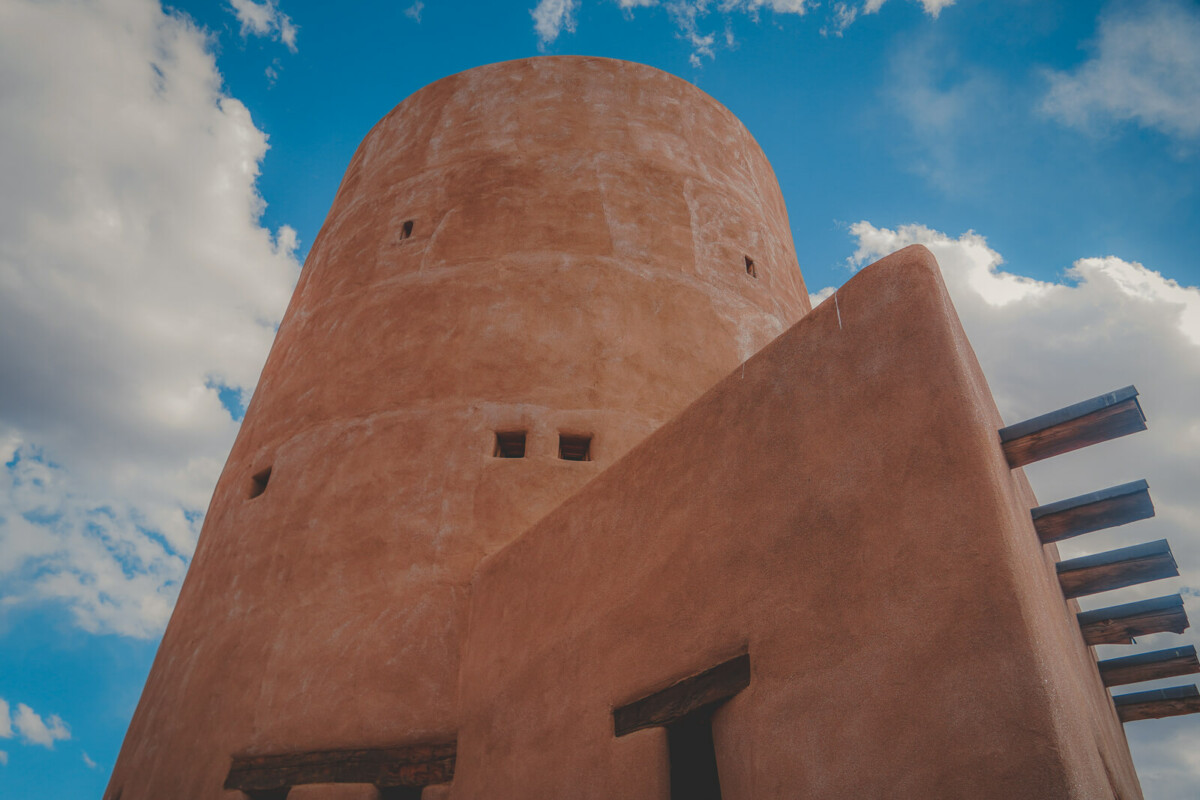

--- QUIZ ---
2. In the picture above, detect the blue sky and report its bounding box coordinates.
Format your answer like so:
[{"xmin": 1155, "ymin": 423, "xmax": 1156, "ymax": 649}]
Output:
[{"xmin": 1, "ymin": 0, "xmax": 1199, "ymax": 797}]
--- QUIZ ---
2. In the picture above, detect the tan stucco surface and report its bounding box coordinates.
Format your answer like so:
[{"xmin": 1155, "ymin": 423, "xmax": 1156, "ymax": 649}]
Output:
[{"xmin": 107, "ymin": 56, "xmax": 809, "ymax": 798}]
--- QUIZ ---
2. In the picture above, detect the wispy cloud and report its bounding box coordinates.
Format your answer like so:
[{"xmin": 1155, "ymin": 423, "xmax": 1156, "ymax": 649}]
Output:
[
  {"xmin": 666, "ymin": 2, "xmax": 719, "ymax": 66},
  {"xmin": 229, "ymin": 0, "xmax": 298, "ymax": 52},
  {"xmin": 83, "ymin": 751, "xmax": 97, "ymax": 768},
  {"xmin": 0, "ymin": 0, "xmax": 300, "ymax": 637},
  {"xmin": 536, "ymin": 1, "xmax": 952, "ymax": 61},
  {"xmin": 1043, "ymin": 0, "xmax": 1200, "ymax": 140},
  {"xmin": 827, "ymin": 0, "xmax": 953, "ymax": 35},
  {"xmin": 531, "ymin": 0, "xmax": 580, "ymax": 46},
  {"xmin": 405, "ymin": 1, "xmax": 425, "ymax": 22},
  {"xmin": 880, "ymin": 34, "xmax": 1012, "ymax": 194}
]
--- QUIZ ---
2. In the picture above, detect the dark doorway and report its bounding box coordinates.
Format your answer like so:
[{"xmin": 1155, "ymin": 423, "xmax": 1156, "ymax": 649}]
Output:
[
  {"xmin": 378, "ymin": 787, "xmax": 423, "ymax": 800},
  {"xmin": 245, "ymin": 790, "xmax": 289, "ymax": 800},
  {"xmin": 667, "ymin": 710, "xmax": 722, "ymax": 800}
]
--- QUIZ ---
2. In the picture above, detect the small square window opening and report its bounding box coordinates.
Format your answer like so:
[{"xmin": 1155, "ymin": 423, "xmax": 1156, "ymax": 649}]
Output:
[
  {"xmin": 494, "ymin": 431, "xmax": 527, "ymax": 458},
  {"xmin": 400, "ymin": 220, "xmax": 415, "ymax": 240},
  {"xmin": 559, "ymin": 434, "xmax": 592, "ymax": 461},
  {"xmin": 248, "ymin": 467, "xmax": 272, "ymax": 499}
]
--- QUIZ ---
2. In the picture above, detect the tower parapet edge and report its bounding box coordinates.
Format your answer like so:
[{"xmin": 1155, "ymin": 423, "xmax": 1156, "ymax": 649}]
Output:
[{"xmin": 106, "ymin": 56, "xmax": 809, "ymax": 799}]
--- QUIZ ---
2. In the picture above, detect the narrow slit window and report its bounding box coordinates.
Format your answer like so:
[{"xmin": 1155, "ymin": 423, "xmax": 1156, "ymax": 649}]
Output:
[
  {"xmin": 400, "ymin": 220, "xmax": 414, "ymax": 240},
  {"xmin": 668, "ymin": 712, "xmax": 723, "ymax": 800},
  {"xmin": 248, "ymin": 467, "xmax": 272, "ymax": 499},
  {"xmin": 558, "ymin": 434, "xmax": 591, "ymax": 461},
  {"xmin": 744, "ymin": 256, "xmax": 757, "ymax": 278},
  {"xmin": 494, "ymin": 431, "xmax": 526, "ymax": 458}
]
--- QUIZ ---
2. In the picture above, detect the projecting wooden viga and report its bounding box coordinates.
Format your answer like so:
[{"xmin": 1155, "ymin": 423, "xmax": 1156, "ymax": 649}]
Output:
[{"xmin": 1001, "ymin": 386, "xmax": 1199, "ymax": 723}]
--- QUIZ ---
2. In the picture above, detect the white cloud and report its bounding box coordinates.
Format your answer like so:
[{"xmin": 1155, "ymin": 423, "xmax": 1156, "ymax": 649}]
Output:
[
  {"xmin": 0, "ymin": 698, "xmax": 11, "ymax": 739},
  {"xmin": 825, "ymin": 0, "xmax": 953, "ymax": 35},
  {"xmin": 83, "ymin": 751, "xmax": 97, "ymax": 768},
  {"xmin": 10, "ymin": 702, "xmax": 70, "ymax": 748},
  {"xmin": 530, "ymin": 0, "xmax": 816, "ymax": 60},
  {"xmin": 721, "ymin": 0, "xmax": 812, "ymax": 13},
  {"xmin": 834, "ymin": 221, "xmax": 1200, "ymax": 796},
  {"xmin": 405, "ymin": 1, "xmax": 424, "ymax": 22},
  {"xmin": 0, "ymin": 750, "xmax": 6, "ymax": 765},
  {"xmin": 1043, "ymin": 0, "xmax": 1200, "ymax": 140},
  {"xmin": 848, "ymin": 222, "xmax": 1050, "ymax": 306},
  {"xmin": 666, "ymin": 2, "xmax": 718, "ymax": 65},
  {"xmin": 229, "ymin": 0, "xmax": 298, "ymax": 52},
  {"xmin": 862, "ymin": 0, "xmax": 953, "ymax": 16},
  {"xmin": 880, "ymin": 32, "xmax": 1011, "ymax": 194},
  {"xmin": 531, "ymin": 0, "xmax": 580, "ymax": 45},
  {"xmin": 592, "ymin": 0, "xmax": 948, "ymax": 61},
  {"xmin": 823, "ymin": 3, "xmax": 858, "ymax": 36},
  {"xmin": 0, "ymin": 0, "xmax": 300, "ymax": 637}
]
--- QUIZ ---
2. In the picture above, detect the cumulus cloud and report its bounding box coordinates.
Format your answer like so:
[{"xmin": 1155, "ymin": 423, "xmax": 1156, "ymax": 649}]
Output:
[
  {"xmin": 1, "ymin": 698, "xmax": 70, "ymax": 749},
  {"xmin": 0, "ymin": 0, "xmax": 300, "ymax": 637},
  {"xmin": 1043, "ymin": 0, "xmax": 1200, "ymax": 140},
  {"xmin": 532, "ymin": 0, "xmax": 580, "ymax": 45},
  {"xmin": 229, "ymin": 0, "xmax": 298, "ymax": 52},
  {"xmin": 833, "ymin": 221, "xmax": 1200, "ymax": 796},
  {"xmin": 11, "ymin": 703, "xmax": 70, "ymax": 748}
]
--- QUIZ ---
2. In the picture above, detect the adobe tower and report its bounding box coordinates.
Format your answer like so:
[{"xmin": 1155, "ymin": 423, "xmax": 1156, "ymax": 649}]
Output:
[
  {"xmin": 108, "ymin": 57, "xmax": 810, "ymax": 797},
  {"xmin": 110, "ymin": 57, "xmax": 1197, "ymax": 800}
]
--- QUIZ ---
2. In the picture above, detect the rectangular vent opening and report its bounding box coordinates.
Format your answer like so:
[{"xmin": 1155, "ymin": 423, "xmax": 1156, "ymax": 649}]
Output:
[
  {"xmin": 400, "ymin": 220, "xmax": 414, "ymax": 240},
  {"xmin": 558, "ymin": 433, "xmax": 592, "ymax": 461},
  {"xmin": 744, "ymin": 256, "xmax": 757, "ymax": 278},
  {"xmin": 249, "ymin": 466, "xmax": 272, "ymax": 499},
  {"xmin": 494, "ymin": 431, "xmax": 526, "ymax": 458}
]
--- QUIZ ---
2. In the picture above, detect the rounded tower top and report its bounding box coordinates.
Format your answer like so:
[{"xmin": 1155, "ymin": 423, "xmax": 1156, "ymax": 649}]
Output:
[{"xmin": 251, "ymin": 55, "xmax": 809, "ymax": 450}]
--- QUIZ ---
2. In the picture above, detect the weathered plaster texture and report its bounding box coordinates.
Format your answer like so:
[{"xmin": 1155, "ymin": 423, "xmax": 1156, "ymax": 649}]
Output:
[{"xmin": 107, "ymin": 57, "xmax": 809, "ymax": 798}]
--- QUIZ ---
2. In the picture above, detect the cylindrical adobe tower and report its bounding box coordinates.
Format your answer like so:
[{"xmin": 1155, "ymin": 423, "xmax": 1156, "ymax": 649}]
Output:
[{"xmin": 108, "ymin": 56, "xmax": 810, "ymax": 798}]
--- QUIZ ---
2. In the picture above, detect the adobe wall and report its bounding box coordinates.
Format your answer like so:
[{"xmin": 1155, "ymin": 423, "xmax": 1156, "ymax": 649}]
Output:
[
  {"xmin": 106, "ymin": 57, "xmax": 810, "ymax": 799},
  {"xmin": 455, "ymin": 246, "xmax": 1141, "ymax": 798}
]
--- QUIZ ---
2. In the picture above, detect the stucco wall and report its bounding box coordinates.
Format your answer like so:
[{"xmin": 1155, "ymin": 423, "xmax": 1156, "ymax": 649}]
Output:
[{"xmin": 455, "ymin": 246, "xmax": 1140, "ymax": 799}]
